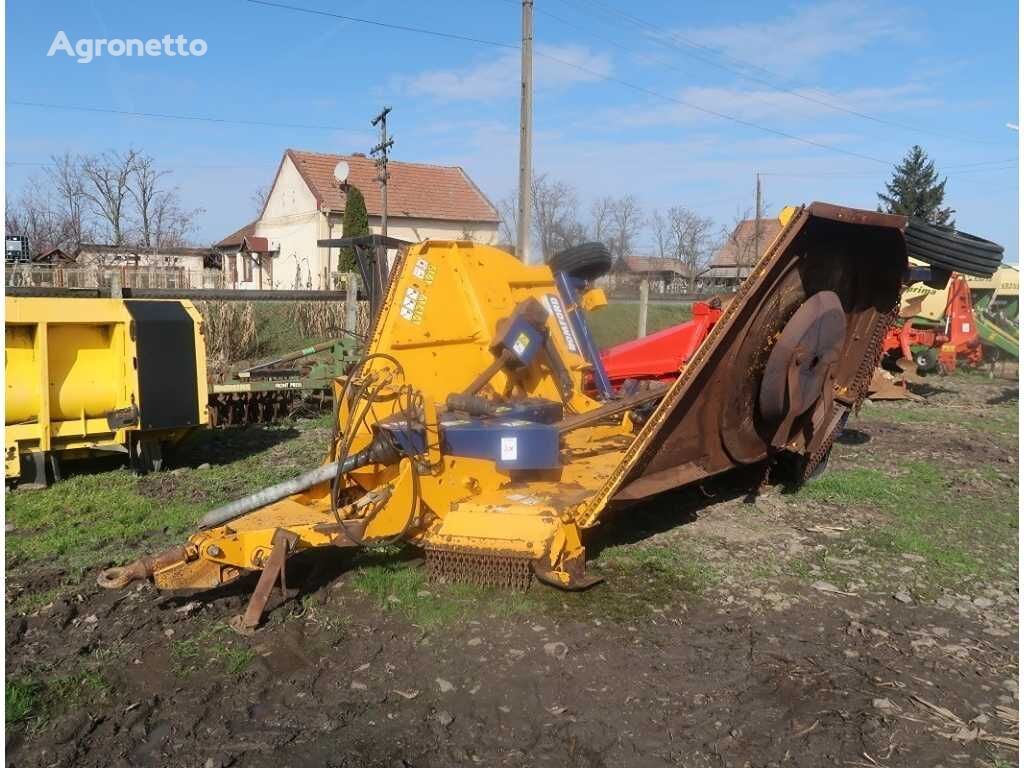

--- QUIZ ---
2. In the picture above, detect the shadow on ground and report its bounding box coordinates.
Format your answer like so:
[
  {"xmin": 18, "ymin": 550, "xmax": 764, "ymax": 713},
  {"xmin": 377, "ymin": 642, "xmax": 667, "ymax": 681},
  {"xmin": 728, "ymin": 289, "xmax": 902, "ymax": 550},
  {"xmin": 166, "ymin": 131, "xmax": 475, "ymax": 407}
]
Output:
[{"xmin": 171, "ymin": 423, "xmax": 301, "ymax": 468}]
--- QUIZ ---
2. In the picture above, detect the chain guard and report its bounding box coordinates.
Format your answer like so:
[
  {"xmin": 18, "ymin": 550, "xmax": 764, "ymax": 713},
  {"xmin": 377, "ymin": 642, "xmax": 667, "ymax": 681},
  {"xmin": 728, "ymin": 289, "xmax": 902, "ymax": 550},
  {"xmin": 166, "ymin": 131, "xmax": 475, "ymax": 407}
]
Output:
[{"xmin": 424, "ymin": 547, "xmax": 534, "ymax": 591}]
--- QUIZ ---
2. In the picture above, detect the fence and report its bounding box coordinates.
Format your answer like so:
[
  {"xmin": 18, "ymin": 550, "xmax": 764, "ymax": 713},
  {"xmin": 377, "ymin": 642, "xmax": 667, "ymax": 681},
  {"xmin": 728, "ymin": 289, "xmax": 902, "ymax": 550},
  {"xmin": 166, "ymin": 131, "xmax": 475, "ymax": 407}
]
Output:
[
  {"xmin": 5, "ymin": 264, "xmax": 226, "ymax": 290},
  {"xmin": 602, "ymin": 274, "xmax": 724, "ymax": 302}
]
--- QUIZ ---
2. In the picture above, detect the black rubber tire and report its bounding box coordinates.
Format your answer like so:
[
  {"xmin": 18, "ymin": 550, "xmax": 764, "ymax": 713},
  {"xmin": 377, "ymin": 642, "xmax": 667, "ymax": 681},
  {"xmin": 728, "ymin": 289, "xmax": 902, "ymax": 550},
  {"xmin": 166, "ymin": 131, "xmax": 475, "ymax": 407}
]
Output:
[
  {"xmin": 915, "ymin": 347, "xmax": 939, "ymax": 373},
  {"xmin": 548, "ymin": 242, "xmax": 613, "ymax": 281},
  {"xmin": 905, "ymin": 219, "xmax": 1003, "ymax": 278}
]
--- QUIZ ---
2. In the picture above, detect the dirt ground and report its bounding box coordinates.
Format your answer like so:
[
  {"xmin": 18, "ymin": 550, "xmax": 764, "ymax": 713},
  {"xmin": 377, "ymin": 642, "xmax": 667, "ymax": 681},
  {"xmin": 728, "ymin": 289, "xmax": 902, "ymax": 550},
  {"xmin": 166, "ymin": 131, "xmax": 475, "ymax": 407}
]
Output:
[{"xmin": 5, "ymin": 373, "xmax": 1019, "ymax": 768}]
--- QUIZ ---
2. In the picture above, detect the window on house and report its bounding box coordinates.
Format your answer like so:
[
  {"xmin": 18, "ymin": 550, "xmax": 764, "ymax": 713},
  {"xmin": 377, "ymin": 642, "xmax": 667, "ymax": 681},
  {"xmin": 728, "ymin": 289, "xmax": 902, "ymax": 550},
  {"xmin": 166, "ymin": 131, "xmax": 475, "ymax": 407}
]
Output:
[{"xmin": 242, "ymin": 252, "xmax": 252, "ymax": 282}]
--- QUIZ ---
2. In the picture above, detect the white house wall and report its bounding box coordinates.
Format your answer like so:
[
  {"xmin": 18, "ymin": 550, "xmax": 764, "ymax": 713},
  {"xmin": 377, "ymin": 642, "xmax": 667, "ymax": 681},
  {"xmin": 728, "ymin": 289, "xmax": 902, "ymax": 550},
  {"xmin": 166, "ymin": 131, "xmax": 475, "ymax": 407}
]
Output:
[
  {"xmin": 253, "ymin": 155, "xmax": 327, "ymax": 289},
  {"xmin": 245, "ymin": 153, "xmax": 501, "ymax": 289},
  {"xmin": 373, "ymin": 216, "xmax": 498, "ymax": 246}
]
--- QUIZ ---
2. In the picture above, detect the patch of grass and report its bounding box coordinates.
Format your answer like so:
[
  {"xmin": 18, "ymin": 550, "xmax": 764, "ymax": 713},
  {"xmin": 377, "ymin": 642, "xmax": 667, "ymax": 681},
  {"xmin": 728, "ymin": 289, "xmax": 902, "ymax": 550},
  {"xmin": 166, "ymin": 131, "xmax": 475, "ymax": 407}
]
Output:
[
  {"xmin": 292, "ymin": 594, "xmax": 351, "ymax": 635},
  {"xmin": 172, "ymin": 623, "xmax": 256, "ymax": 678},
  {"xmin": 5, "ymin": 469, "xmax": 201, "ymax": 574},
  {"xmin": 797, "ymin": 465, "xmax": 903, "ymax": 508},
  {"xmin": 859, "ymin": 400, "xmax": 1018, "ymax": 436},
  {"xmin": 6, "ymin": 668, "xmax": 112, "ymax": 731},
  {"xmin": 792, "ymin": 460, "xmax": 1016, "ymax": 590},
  {"xmin": 9, "ymin": 585, "xmax": 68, "ymax": 616},
  {"xmin": 596, "ymin": 542, "xmax": 719, "ymax": 594},
  {"xmin": 5, "ymin": 419, "xmax": 329, "ymax": 575},
  {"xmin": 748, "ymin": 561, "xmax": 779, "ymax": 581},
  {"xmin": 251, "ymin": 302, "xmax": 347, "ymax": 360},
  {"xmin": 784, "ymin": 558, "xmax": 813, "ymax": 580},
  {"xmin": 5, "ymin": 678, "xmax": 41, "ymax": 725},
  {"xmin": 588, "ymin": 301, "xmax": 693, "ymax": 348},
  {"xmin": 350, "ymin": 547, "xmax": 541, "ymax": 627}
]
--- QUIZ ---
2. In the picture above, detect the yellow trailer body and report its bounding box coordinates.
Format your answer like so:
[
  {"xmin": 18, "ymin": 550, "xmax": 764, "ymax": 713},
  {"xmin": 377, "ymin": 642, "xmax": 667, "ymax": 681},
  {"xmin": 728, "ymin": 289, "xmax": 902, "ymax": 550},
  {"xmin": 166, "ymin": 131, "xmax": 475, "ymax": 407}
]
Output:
[{"xmin": 4, "ymin": 297, "xmax": 208, "ymax": 484}]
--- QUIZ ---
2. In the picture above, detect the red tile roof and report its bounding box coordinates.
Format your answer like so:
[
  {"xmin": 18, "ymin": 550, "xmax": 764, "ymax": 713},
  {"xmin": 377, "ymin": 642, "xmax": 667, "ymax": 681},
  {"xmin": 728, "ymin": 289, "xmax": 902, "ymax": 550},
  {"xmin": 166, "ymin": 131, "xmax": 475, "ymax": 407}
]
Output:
[
  {"xmin": 710, "ymin": 218, "xmax": 782, "ymax": 268},
  {"xmin": 281, "ymin": 149, "xmax": 500, "ymax": 223},
  {"xmin": 619, "ymin": 256, "xmax": 691, "ymax": 276}
]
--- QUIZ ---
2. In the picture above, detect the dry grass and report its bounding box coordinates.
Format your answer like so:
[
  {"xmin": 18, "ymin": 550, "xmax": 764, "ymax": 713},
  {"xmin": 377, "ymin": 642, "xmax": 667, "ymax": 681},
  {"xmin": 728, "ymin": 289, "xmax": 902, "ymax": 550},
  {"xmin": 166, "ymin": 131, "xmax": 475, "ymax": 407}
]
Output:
[
  {"xmin": 289, "ymin": 301, "xmax": 346, "ymax": 339},
  {"xmin": 194, "ymin": 301, "xmax": 259, "ymax": 366}
]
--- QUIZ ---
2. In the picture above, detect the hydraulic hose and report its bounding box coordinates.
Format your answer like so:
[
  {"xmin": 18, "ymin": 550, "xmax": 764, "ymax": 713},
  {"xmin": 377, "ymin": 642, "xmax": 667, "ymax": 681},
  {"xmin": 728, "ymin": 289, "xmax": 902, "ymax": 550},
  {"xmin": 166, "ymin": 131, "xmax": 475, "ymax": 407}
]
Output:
[{"xmin": 198, "ymin": 451, "xmax": 369, "ymax": 530}]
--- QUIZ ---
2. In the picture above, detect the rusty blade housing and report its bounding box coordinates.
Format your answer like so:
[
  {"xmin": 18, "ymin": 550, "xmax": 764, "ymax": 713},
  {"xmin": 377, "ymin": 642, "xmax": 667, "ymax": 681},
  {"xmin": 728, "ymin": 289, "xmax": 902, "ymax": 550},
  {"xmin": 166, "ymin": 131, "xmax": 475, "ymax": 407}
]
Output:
[{"xmin": 579, "ymin": 203, "xmax": 908, "ymax": 519}]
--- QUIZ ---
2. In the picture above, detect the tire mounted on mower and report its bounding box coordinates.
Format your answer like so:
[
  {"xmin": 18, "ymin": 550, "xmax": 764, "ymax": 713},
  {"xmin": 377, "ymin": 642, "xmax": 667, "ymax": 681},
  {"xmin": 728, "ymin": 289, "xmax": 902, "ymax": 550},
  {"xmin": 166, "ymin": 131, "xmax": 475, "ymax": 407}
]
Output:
[
  {"xmin": 904, "ymin": 219, "xmax": 1003, "ymax": 277},
  {"xmin": 548, "ymin": 242, "xmax": 613, "ymax": 281}
]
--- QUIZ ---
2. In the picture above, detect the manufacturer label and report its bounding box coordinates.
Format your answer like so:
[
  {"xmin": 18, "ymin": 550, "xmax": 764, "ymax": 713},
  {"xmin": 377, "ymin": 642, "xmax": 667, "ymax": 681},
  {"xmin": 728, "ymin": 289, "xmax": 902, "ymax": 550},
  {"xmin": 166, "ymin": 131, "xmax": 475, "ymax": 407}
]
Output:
[
  {"xmin": 544, "ymin": 295, "xmax": 579, "ymax": 354},
  {"xmin": 399, "ymin": 286, "xmax": 427, "ymax": 324},
  {"xmin": 500, "ymin": 436, "xmax": 518, "ymax": 461},
  {"xmin": 412, "ymin": 258, "xmax": 437, "ymax": 284}
]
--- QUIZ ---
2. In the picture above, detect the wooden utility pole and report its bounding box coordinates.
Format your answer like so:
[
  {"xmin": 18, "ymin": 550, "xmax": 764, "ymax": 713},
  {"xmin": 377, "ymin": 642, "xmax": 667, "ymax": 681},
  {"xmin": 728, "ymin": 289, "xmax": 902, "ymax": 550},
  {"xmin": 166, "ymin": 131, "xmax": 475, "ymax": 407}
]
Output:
[{"xmin": 516, "ymin": 0, "xmax": 534, "ymax": 264}]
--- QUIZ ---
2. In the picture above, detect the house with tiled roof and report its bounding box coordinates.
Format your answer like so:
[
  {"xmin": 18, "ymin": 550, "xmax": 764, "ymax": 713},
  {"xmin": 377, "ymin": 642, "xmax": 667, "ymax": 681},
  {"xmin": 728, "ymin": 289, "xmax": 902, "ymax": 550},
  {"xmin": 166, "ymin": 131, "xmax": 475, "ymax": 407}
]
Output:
[
  {"xmin": 216, "ymin": 149, "xmax": 500, "ymax": 289},
  {"xmin": 704, "ymin": 218, "xmax": 782, "ymax": 288}
]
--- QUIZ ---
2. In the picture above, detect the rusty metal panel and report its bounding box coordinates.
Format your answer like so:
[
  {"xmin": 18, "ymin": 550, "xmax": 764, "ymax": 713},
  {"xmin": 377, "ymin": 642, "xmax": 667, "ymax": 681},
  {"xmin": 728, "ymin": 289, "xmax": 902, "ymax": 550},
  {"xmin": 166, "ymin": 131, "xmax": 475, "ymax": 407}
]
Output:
[{"xmin": 578, "ymin": 204, "xmax": 909, "ymax": 524}]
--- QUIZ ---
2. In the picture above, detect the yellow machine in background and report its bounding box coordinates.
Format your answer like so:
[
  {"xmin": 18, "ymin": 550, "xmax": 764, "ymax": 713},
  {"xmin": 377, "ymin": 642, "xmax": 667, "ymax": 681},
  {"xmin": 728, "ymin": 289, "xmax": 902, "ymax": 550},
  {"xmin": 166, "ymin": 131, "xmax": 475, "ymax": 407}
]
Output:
[
  {"xmin": 101, "ymin": 203, "xmax": 922, "ymax": 633},
  {"xmin": 5, "ymin": 298, "xmax": 208, "ymax": 486},
  {"xmin": 901, "ymin": 260, "xmax": 1019, "ymax": 320}
]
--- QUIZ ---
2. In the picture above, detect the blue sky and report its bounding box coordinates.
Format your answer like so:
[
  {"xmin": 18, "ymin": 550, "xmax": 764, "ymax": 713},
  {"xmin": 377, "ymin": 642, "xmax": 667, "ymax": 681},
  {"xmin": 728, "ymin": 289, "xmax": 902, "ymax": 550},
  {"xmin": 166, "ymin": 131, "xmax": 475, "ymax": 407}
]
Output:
[{"xmin": 5, "ymin": 0, "xmax": 1020, "ymax": 259}]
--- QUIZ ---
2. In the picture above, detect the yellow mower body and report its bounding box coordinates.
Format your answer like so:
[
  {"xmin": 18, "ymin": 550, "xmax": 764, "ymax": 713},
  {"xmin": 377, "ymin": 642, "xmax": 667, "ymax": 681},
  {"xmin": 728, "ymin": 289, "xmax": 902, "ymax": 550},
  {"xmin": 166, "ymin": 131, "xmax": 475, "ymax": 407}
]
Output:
[
  {"xmin": 109, "ymin": 203, "xmax": 917, "ymax": 621},
  {"xmin": 153, "ymin": 241, "xmax": 636, "ymax": 591}
]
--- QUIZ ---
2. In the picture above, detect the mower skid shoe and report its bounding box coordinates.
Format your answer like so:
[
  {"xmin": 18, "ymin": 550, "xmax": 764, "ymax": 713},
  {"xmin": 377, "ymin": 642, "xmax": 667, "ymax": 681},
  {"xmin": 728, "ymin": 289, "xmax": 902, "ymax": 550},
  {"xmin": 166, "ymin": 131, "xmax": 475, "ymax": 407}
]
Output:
[
  {"xmin": 533, "ymin": 550, "xmax": 603, "ymax": 591},
  {"xmin": 230, "ymin": 528, "xmax": 299, "ymax": 635}
]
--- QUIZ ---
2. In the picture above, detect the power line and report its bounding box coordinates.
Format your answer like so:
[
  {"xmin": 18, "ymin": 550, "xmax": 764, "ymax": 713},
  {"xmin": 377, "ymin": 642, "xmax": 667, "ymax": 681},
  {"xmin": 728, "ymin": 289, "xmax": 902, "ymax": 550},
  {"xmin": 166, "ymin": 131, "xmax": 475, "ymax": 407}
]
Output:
[
  {"xmin": 249, "ymin": 0, "xmax": 892, "ymax": 166},
  {"xmin": 569, "ymin": 0, "xmax": 1007, "ymax": 147},
  {"xmin": 6, "ymin": 159, "xmax": 267, "ymax": 171},
  {"xmin": 758, "ymin": 159, "xmax": 1017, "ymax": 179},
  {"xmin": 8, "ymin": 99, "xmax": 369, "ymax": 132},
  {"xmin": 246, "ymin": 0, "xmax": 519, "ymax": 49}
]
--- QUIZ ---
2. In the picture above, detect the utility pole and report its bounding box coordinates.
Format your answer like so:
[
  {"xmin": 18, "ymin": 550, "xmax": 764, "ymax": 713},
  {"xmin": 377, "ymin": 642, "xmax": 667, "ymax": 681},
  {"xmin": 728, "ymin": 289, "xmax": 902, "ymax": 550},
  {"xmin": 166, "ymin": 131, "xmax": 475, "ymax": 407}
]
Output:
[
  {"xmin": 371, "ymin": 106, "xmax": 394, "ymax": 291},
  {"xmin": 516, "ymin": 0, "xmax": 534, "ymax": 264},
  {"xmin": 371, "ymin": 107, "xmax": 394, "ymax": 239},
  {"xmin": 753, "ymin": 172, "xmax": 762, "ymax": 279}
]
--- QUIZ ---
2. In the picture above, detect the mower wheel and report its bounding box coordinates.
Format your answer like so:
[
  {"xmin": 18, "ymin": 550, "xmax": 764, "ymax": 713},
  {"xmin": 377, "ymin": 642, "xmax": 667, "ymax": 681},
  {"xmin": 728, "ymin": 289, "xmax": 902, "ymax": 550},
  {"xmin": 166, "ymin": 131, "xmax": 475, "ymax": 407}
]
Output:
[
  {"xmin": 915, "ymin": 347, "xmax": 939, "ymax": 372},
  {"xmin": 549, "ymin": 242, "xmax": 613, "ymax": 281},
  {"xmin": 904, "ymin": 219, "xmax": 1003, "ymax": 278}
]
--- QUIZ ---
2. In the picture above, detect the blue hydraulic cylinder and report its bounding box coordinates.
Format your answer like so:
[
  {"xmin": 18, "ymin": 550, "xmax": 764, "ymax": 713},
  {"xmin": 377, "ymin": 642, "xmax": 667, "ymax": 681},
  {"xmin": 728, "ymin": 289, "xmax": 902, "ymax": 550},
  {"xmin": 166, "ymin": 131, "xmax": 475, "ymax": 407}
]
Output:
[{"xmin": 554, "ymin": 271, "xmax": 613, "ymax": 400}]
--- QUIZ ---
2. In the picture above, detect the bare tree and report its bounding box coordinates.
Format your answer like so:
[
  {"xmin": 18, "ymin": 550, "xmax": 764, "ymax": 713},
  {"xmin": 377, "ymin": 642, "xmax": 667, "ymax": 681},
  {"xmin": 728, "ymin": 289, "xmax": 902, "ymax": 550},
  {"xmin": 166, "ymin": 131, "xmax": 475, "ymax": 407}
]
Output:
[
  {"xmin": 531, "ymin": 174, "xmax": 584, "ymax": 260},
  {"xmin": 151, "ymin": 196, "xmax": 203, "ymax": 251},
  {"xmin": 80, "ymin": 149, "xmax": 139, "ymax": 247},
  {"xmin": 590, "ymin": 196, "xmax": 615, "ymax": 245},
  {"xmin": 649, "ymin": 209, "xmax": 669, "ymax": 259},
  {"xmin": 497, "ymin": 192, "xmax": 518, "ymax": 246},
  {"xmin": 46, "ymin": 153, "xmax": 90, "ymax": 252},
  {"xmin": 725, "ymin": 207, "xmax": 760, "ymax": 270},
  {"xmin": 126, "ymin": 154, "xmax": 201, "ymax": 251},
  {"xmin": 607, "ymin": 194, "xmax": 644, "ymax": 262},
  {"xmin": 252, "ymin": 184, "xmax": 270, "ymax": 216},
  {"xmin": 5, "ymin": 180, "xmax": 71, "ymax": 257},
  {"xmin": 127, "ymin": 154, "xmax": 171, "ymax": 247},
  {"xmin": 666, "ymin": 207, "xmax": 716, "ymax": 289}
]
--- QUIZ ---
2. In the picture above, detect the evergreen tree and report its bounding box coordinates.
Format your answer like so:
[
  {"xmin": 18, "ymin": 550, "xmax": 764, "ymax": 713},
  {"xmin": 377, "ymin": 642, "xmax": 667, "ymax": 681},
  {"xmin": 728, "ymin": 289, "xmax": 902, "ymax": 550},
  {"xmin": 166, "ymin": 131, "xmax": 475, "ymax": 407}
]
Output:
[
  {"xmin": 337, "ymin": 186, "xmax": 369, "ymax": 271},
  {"xmin": 877, "ymin": 145, "xmax": 955, "ymax": 226}
]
